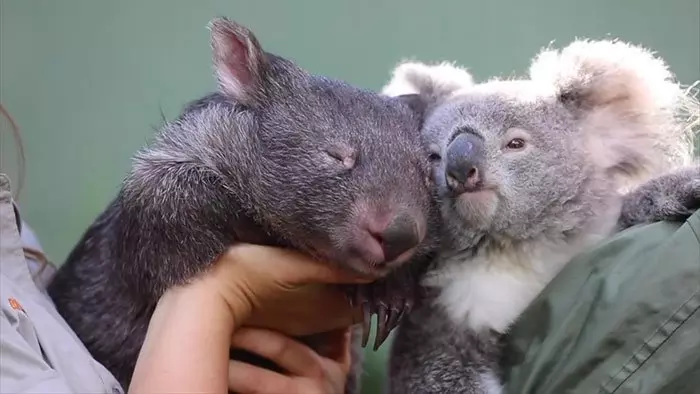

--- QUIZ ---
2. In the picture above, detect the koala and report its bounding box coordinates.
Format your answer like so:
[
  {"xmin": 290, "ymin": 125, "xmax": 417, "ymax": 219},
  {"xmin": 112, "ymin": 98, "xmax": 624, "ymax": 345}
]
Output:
[
  {"xmin": 381, "ymin": 39, "xmax": 700, "ymax": 394},
  {"xmin": 46, "ymin": 17, "xmax": 442, "ymax": 393}
]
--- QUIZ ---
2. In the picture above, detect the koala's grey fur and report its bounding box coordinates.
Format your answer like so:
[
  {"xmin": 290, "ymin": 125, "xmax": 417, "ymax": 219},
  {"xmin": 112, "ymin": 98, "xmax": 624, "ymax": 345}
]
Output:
[
  {"xmin": 618, "ymin": 165, "xmax": 700, "ymax": 230},
  {"xmin": 381, "ymin": 39, "xmax": 700, "ymax": 394},
  {"xmin": 46, "ymin": 18, "xmax": 442, "ymax": 393}
]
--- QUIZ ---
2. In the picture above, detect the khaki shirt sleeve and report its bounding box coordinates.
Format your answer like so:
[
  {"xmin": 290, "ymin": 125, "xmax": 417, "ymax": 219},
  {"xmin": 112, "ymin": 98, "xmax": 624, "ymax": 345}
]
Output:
[{"xmin": 0, "ymin": 173, "xmax": 123, "ymax": 394}]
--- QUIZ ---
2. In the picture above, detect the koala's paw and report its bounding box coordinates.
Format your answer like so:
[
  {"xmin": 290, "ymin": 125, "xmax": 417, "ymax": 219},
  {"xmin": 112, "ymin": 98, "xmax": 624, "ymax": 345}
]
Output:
[
  {"xmin": 342, "ymin": 270, "xmax": 416, "ymax": 351},
  {"xmin": 619, "ymin": 165, "xmax": 700, "ymax": 230}
]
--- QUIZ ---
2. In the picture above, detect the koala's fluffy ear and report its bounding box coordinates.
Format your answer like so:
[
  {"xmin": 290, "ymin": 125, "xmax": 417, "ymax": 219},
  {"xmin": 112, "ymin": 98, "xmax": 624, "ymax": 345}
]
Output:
[
  {"xmin": 208, "ymin": 17, "xmax": 268, "ymax": 107},
  {"xmin": 529, "ymin": 39, "xmax": 698, "ymax": 186},
  {"xmin": 381, "ymin": 61, "xmax": 474, "ymax": 107}
]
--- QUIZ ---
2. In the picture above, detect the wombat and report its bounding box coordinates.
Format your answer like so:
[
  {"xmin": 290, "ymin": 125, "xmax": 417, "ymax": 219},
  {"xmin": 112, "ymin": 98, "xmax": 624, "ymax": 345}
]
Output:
[
  {"xmin": 380, "ymin": 39, "xmax": 699, "ymax": 393},
  {"xmin": 47, "ymin": 17, "xmax": 441, "ymax": 393}
]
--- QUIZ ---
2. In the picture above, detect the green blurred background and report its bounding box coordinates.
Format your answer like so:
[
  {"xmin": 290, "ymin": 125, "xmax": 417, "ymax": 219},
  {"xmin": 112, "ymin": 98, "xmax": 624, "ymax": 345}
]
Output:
[{"xmin": 1, "ymin": 1, "xmax": 699, "ymax": 393}]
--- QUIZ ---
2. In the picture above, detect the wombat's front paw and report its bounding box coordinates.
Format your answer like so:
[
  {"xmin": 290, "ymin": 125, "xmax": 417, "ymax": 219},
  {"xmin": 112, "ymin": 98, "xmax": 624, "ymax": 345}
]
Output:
[
  {"xmin": 343, "ymin": 271, "xmax": 415, "ymax": 351},
  {"xmin": 619, "ymin": 165, "xmax": 700, "ymax": 230}
]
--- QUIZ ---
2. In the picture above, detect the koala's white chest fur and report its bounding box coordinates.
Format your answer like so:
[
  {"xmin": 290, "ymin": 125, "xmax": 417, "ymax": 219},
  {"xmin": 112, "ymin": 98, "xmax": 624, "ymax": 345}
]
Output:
[{"xmin": 424, "ymin": 229, "xmax": 612, "ymax": 334}]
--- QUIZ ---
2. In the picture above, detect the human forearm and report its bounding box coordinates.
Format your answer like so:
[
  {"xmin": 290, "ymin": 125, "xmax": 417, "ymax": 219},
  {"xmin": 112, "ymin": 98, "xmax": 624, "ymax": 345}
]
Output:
[{"xmin": 128, "ymin": 281, "xmax": 250, "ymax": 394}]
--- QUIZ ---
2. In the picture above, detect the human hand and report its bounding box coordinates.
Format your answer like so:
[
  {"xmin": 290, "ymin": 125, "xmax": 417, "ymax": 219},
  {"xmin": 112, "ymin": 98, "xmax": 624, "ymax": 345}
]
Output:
[
  {"xmin": 194, "ymin": 243, "xmax": 372, "ymax": 336},
  {"xmin": 228, "ymin": 327, "xmax": 352, "ymax": 394},
  {"xmin": 130, "ymin": 244, "xmax": 370, "ymax": 394}
]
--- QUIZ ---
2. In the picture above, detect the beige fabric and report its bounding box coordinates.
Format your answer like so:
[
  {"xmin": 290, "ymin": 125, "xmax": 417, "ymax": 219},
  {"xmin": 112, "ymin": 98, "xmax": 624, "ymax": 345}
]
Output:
[{"xmin": 0, "ymin": 173, "xmax": 123, "ymax": 394}]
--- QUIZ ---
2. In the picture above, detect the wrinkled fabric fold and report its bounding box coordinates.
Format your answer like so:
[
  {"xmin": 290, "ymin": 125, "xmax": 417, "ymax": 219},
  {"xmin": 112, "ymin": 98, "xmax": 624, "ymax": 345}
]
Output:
[{"xmin": 503, "ymin": 209, "xmax": 700, "ymax": 394}]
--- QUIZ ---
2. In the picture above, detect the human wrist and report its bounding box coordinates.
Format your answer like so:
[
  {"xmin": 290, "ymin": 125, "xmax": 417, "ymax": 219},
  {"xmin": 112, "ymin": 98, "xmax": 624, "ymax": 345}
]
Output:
[
  {"xmin": 129, "ymin": 280, "xmax": 247, "ymax": 393},
  {"xmin": 161, "ymin": 274, "xmax": 253, "ymax": 328}
]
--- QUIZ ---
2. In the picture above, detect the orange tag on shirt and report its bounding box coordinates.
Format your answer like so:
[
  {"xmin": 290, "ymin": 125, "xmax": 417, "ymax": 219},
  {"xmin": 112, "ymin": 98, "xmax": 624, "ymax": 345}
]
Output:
[{"xmin": 8, "ymin": 297, "xmax": 24, "ymax": 312}]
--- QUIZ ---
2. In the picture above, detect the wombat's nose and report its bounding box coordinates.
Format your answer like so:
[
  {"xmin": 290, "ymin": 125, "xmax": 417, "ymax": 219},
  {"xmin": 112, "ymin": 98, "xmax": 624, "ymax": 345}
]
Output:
[
  {"xmin": 445, "ymin": 132, "xmax": 484, "ymax": 194},
  {"xmin": 368, "ymin": 214, "xmax": 421, "ymax": 263}
]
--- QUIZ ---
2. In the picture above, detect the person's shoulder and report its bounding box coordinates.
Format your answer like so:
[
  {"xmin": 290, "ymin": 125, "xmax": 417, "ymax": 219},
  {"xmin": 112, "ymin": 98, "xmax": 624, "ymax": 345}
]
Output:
[
  {"xmin": 19, "ymin": 220, "xmax": 58, "ymax": 288},
  {"xmin": 686, "ymin": 209, "xmax": 700, "ymax": 242},
  {"xmin": 605, "ymin": 209, "xmax": 700, "ymax": 262},
  {"xmin": 503, "ymin": 211, "xmax": 700, "ymax": 394}
]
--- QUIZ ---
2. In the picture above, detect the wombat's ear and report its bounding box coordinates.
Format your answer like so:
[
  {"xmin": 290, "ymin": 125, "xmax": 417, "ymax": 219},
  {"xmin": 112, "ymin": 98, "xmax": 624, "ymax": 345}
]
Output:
[
  {"xmin": 381, "ymin": 61, "xmax": 474, "ymax": 107},
  {"xmin": 530, "ymin": 39, "xmax": 698, "ymax": 186},
  {"xmin": 208, "ymin": 17, "xmax": 267, "ymax": 106}
]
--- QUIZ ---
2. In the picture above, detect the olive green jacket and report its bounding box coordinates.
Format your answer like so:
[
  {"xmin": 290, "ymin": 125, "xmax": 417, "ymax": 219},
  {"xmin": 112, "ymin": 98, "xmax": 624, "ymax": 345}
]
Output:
[{"xmin": 503, "ymin": 209, "xmax": 700, "ymax": 394}]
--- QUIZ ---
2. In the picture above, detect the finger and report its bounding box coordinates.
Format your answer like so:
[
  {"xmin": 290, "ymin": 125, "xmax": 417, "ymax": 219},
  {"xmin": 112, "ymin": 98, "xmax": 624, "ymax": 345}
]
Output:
[
  {"xmin": 334, "ymin": 328, "xmax": 353, "ymax": 375},
  {"xmin": 275, "ymin": 254, "xmax": 374, "ymax": 285},
  {"xmin": 225, "ymin": 244, "xmax": 374, "ymax": 285},
  {"xmin": 231, "ymin": 328, "xmax": 325, "ymax": 379},
  {"xmin": 228, "ymin": 359, "xmax": 328, "ymax": 394},
  {"xmin": 302, "ymin": 286, "xmax": 364, "ymax": 332},
  {"xmin": 243, "ymin": 283, "xmax": 364, "ymax": 337},
  {"xmin": 315, "ymin": 335, "xmax": 353, "ymax": 394},
  {"xmin": 312, "ymin": 328, "xmax": 352, "ymax": 369}
]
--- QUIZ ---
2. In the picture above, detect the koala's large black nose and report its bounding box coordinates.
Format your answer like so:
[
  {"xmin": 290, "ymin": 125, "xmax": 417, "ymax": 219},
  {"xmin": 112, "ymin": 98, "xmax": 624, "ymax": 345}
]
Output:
[{"xmin": 445, "ymin": 132, "xmax": 484, "ymax": 194}]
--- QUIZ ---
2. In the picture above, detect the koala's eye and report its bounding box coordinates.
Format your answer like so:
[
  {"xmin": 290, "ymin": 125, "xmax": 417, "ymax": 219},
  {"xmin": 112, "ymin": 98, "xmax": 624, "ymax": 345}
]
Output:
[
  {"xmin": 505, "ymin": 138, "xmax": 526, "ymax": 151},
  {"xmin": 427, "ymin": 143, "xmax": 442, "ymax": 162}
]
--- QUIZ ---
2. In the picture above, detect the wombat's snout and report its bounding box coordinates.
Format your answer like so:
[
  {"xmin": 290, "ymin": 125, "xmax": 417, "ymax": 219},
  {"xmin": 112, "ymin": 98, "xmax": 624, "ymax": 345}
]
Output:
[
  {"xmin": 354, "ymin": 212, "xmax": 424, "ymax": 266},
  {"xmin": 445, "ymin": 132, "xmax": 484, "ymax": 194}
]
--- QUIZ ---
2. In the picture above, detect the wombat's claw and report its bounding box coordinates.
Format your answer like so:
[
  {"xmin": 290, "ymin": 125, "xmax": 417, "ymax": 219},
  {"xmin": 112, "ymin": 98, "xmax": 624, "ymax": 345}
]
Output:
[
  {"xmin": 374, "ymin": 305, "xmax": 390, "ymax": 351},
  {"xmin": 342, "ymin": 279, "xmax": 414, "ymax": 349},
  {"xmin": 360, "ymin": 302, "xmax": 372, "ymax": 348},
  {"xmin": 343, "ymin": 284, "xmax": 365, "ymax": 309},
  {"xmin": 344, "ymin": 288, "xmax": 355, "ymax": 309},
  {"xmin": 383, "ymin": 305, "xmax": 402, "ymax": 343},
  {"xmin": 375, "ymin": 298, "xmax": 413, "ymax": 349},
  {"xmin": 342, "ymin": 285, "xmax": 373, "ymax": 347},
  {"xmin": 394, "ymin": 299, "xmax": 411, "ymax": 326}
]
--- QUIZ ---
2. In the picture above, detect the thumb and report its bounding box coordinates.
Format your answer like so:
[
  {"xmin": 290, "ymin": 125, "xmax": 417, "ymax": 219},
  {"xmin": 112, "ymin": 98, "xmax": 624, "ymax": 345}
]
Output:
[
  {"xmin": 287, "ymin": 257, "xmax": 375, "ymax": 285},
  {"xmin": 224, "ymin": 244, "xmax": 374, "ymax": 285}
]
